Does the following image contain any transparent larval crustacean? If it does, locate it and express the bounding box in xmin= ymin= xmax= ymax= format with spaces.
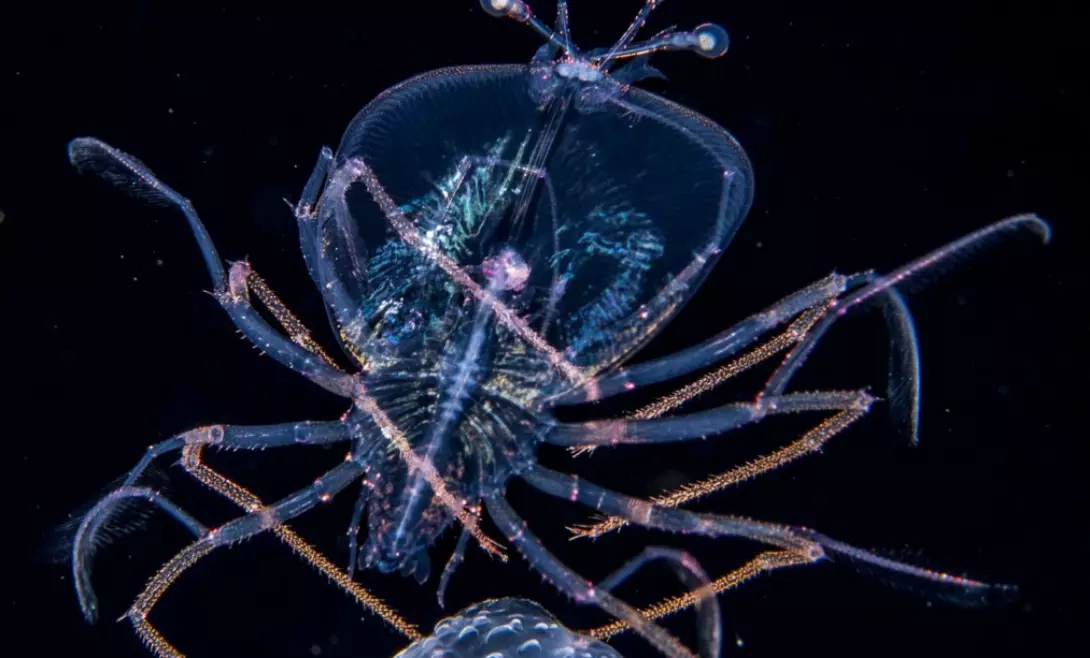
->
xmin=58 ymin=1 xmax=1050 ymax=657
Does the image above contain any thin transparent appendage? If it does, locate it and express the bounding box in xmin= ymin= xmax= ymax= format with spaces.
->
xmin=71 ymin=487 xmax=207 ymax=624
xmin=123 ymin=445 xmax=420 ymax=658
xmin=551 ymin=273 xmax=854 ymax=405
xmin=560 ymin=214 xmax=1047 ymax=415
xmin=436 ymin=529 xmax=471 ymax=609
xmin=762 ymin=214 xmax=1051 ymax=398
xmin=110 ymin=456 xmax=374 ymax=653
xmin=485 ymin=494 xmax=702 ymax=658
xmin=68 ymin=137 xmax=355 ymax=398
xmin=565 ymin=288 xmax=907 ymax=535
xmin=523 ymin=465 xmax=1014 ymax=605
xmin=596 ymin=547 xmax=722 ymax=658
xmin=480 ymin=0 xmax=569 ymax=52
xmin=241 ymin=262 xmax=344 ymax=370
xmin=597 ymin=23 xmax=731 ymax=64
xmin=482 ymin=0 xmax=728 ymax=64
xmin=570 ymin=404 xmax=869 ymax=540
xmin=561 ymin=215 xmax=1048 ymax=536
xmin=881 ymin=286 xmax=922 ymax=444
xmin=624 ymin=305 xmax=827 ymax=422
xmin=293 ymin=146 xmax=333 ymax=288
xmin=598 ymin=0 xmax=666 ymax=66
xmin=555 ymin=0 xmax=570 ymax=46
xmin=77 ymin=449 xmax=362 ymax=625
xmin=70 ymin=138 xmax=502 ymax=565
xmin=586 ymin=550 xmax=816 ymax=641
xmin=546 ymin=390 xmax=873 ymax=446
xmin=70 ymin=421 xmax=353 ymax=623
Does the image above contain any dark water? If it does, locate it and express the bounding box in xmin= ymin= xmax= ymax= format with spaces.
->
xmin=1 ymin=2 xmax=1083 ymax=657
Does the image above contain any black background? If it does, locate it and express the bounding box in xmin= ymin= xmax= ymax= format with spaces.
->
xmin=1 ymin=1 xmax=1084 ymax=657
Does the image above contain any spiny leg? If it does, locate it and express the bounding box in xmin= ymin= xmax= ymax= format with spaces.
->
xmin=224 ymin=261 xmax=505 ymax=563
xmin=486 ymin=493 xmax=705 ymax=658
xmin=524 ymin=465 xmax=1012 ymax=602
xmin=71 ymin=138 xmax=503 ymax=562
xmin=566 ymin=309 xmax=864 ymax=538
xmin=592 ymin=546 xmax=722 ymax=658
xmin=239 ymin=261 xmax=345 ymax=370
xmin=626 ymin=305 xmax=828 ymax=421
xmin=761 ymin=214 xmax=1050 ymax=399
xmin=586 ymin=550 xmax=817 ymax=641
xmin=555 ymin=214 xmax=1047 ymax=409
xmin=546 ymin=389 xmax=875 ymax=448
xmin=113 ymin=451 xmax=375 ymax=650
xmin=568 ymin=302 xmax=830 ymax=457
xmin=68 ymin=137 xmax=355 ymax=398
xmin=566 ymin=215 xmax=1048 ymax=535
xmin=178 ymin=445 xmax=416 ymax=637
xmin=552 ymin=272 xmax=860 ymax=405
xmin=121 ymin=444 xmax=420 ymax=658
xmin=71 ymin=420 xmax=356 ymax=622
xmin=572 ymin=404 xmax=868 ymax=539
xmin=568 ymin=290 xmax=913 ymax=536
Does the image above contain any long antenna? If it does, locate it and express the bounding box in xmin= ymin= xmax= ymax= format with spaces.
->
xmin=481 ymin=0 xmax=575 ymax=54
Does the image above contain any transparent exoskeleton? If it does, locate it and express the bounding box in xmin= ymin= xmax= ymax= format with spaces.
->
xmin=59 ymin=1 xmax=1049 ymax=657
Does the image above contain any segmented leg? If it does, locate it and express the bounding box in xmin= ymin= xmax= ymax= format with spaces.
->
xmin=551 ymin=272 xmax=857 ymax=405
xmin=561 ymin=214 xmax=1048 ymax=537
xmin=523 ymin=465 xmax=1012 ymax=600
xmin=546 ymin=389 xmax=874 ymax=446
xmin=240 ymin=261 xmax=344 ymax=369
xmin=72 ymin=420 xmax=357 ymax=622
xmin=122 ymin=444 xmax=420 ymax=658
xmin=586 ymin=549 xmax=817 ymax=641
xmin=592 ymin=546 xmax=722 ymax=658
xmin=70 ymin=139 xmax=504 ymax=574
xmin=761 ymin=214 xmax=1050 ymax=398
xmin=485 ymin=493 xmax=704 ymax=658
xmin=238 ymin=259 xmax=506 ymax=563
xmin=571 ymin=403 xmax=869 ymax=539
xmin=68 ymin=138 xmax=355 ymax=397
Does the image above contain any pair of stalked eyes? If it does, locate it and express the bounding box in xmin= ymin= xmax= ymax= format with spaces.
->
xmin=481 ymin=0 xmax=730 ymax=59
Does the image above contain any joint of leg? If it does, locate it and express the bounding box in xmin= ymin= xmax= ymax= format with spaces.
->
xmin=574 ymin=584 xmax=599 ymax=604
xmin=851 ymin=390 xmax=876 ymax=411
xmin=803 ymin=543 xmax=826 ymax=562
xmin=184 ymin=424 xmax=225 ymax=447
xmin=226 ymin=261 xmax=252 ymax=303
